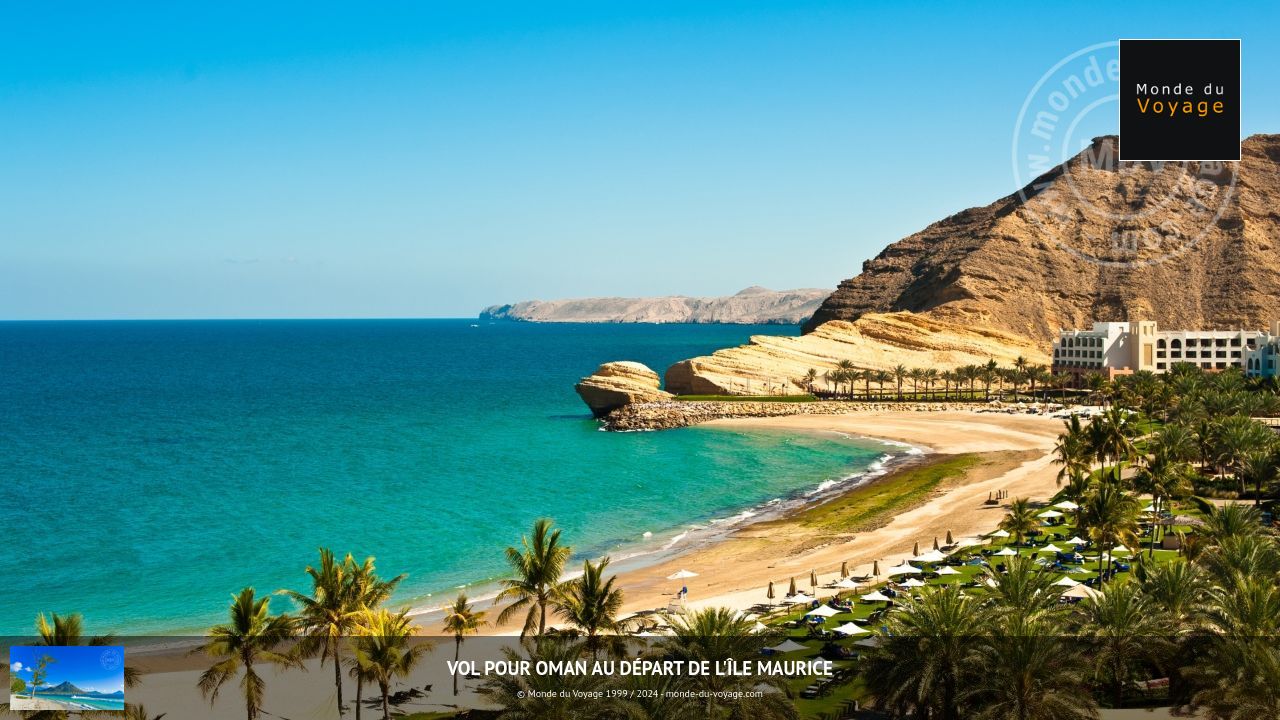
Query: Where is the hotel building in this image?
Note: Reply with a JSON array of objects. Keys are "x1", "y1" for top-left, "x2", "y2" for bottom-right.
[{"x1": 1051, "y1": 320, "x2": 1280, "y2": 380}]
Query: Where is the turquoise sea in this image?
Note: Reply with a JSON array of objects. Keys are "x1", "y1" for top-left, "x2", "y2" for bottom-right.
[{"x1": 0, "y1": 320, "x2": 889, "y2": 635}]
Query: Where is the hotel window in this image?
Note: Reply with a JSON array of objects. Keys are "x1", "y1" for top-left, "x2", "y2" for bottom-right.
[
  {"x1": 1231, "y1": 338, "x2": 1241, "y2": 346},
  {"x1": 1232, "y1": 351, "x2": 1240, "y2": 358},
  {"x1": 1186, "y1": 339, "x2": 1197, "y2": 347},
  {"x1": 1217, "y1": 362, "x2": 1227, "y2": 369},
  {"x1": 1157, "y1": 351, "x2": 1166, "y2": 358},
  {"x1": 1217, "y1": 351, "x2": 1227, "y2": 358},
  {"x1": 1216, "y1": 339, "x2": 1227, "y2": 347},
  {"x1": 1157, "y1": 362, "x2": 1166, "y2": 370}
]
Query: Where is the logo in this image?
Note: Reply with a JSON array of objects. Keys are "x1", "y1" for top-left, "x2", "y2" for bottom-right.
[{"x1": 1011, "y1": 42, "x2": 1236, "y2": 269}]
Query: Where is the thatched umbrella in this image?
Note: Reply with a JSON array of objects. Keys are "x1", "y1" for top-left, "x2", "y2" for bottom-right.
[
  {"x1": 913, "y1": 541, "x2": 920, "y2": 556},
  {"x1": 946, "y1": 529, "x2": 954, "y2": 545},
  {"x1": 933, "y1": 537, "x2": 940, "y2": 551},
  {"x1": 872, "y1": 559, "x2": 880, "y2": 576},
  {"x1": 810, "y1": 569, "x2": 818, "y2": 589},
  {"x1": 767, "y1": 581, "x2": 775, "y2": 602},
  {"x1": 840, "y1": 560, "x2": 848, "y2": 578},
  {"x1": 788, "y1": 577, "x2": 797, "y2": 596}
]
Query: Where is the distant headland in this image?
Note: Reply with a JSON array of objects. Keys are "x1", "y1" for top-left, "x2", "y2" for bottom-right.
[{"x1": 479, "y1": 286, "x2": 829, "y2": 325}]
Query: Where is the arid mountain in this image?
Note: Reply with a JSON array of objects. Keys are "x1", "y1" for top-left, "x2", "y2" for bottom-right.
[
  {"x1": 481, "y1": 286, "x2": 828, "y2": 325},
  {"x1": 804, "y1": 134, "x2": 1280, "y2": 342}
]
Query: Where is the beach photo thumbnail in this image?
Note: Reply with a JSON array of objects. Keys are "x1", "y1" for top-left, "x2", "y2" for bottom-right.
[{"x1": 9, "y1": 645, "x2": 125, "y2": 713}]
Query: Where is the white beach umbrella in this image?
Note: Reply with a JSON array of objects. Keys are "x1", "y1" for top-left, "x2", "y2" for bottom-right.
[
  {"x1": 752, "y1": 621, "x2": 769, "y2": 634},
  {"x1": 860, "y1": 591, "x2": 892, "y2": 602},
  {"x1": 1039, "y1": 544, "x2": 1064, "y2": 553},
  {"x1": 993, "y1": 547, "x2": 1018, "y2": 557},
  {"x1": 1053, "y1": 500, "x2": 1079, "y2": 510},
  {"x1": 912, "y1": 550, "x2": 947, "y2": 563},
  {"x1": 833, "y1": 622, "x2": 870, "y2": 636},
  {"x1": 769, "y1": 639, "x2": 809, "y2": 653},
  {"x1": 900, "y1": 578, "x2": 927, "y2": 588},
  {"x1": 1053, "y1": 576, "x2": 1081, "y2": 587},
  {"x1": 988, "y1": 529, "x2": 1011, "y2": 538},
  {"x1": 885, "y1": 562, "x2": 922, "y2": 576},
  {"x1": 786, "y1": 592, "x2": 815, "y2": 604},
  {"x1": 1059, "y1": 579, "x2": 1100, "y2": 597},
  {"x1": 1066, "y1": 536, "x2": 1088, "y2": 545},
  {"x1": 953, "y1": 536, "x2": 985, "y2": 548},
  {"x1": 1038, "y1": 510, "x2": 1064, "y2": 518},
  {"x1": 935, "y1": 566, "x2": 962, "y2": 575},
  {"x1": 667, "y1": 569, "x2": 699, "y2": 580},
  {"x1": 805, "y1": 605, "x2": 842, "y2": 619},
  {"x1": 834, "y1": 577, "x2": 863, "y2": 589},
  {"x1": 1111, "y1": 545, "x2": 1130, "y2": 554}
]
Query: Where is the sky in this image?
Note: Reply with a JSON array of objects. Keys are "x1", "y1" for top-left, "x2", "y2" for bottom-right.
[
  {"x1": 10, "y1": 646, "x2": 125, "y2": 694},
  {"x1": 2, "y1": 1, "x2": 1277, "y2": 320}
]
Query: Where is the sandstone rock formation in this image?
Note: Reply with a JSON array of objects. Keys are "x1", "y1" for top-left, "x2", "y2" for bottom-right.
[
  {"x1": 482, "y1": 286, "x2": 829, "y2": 325},
  {"x1": 804, "y1": 134, "x2": 1280, "y2": 342},
  {"x1": 575, "y1": 361, "x2": 674, "y2": 417},
  {"x1": 664, "y1": 312, "x2": 1048, "y2": 395}
]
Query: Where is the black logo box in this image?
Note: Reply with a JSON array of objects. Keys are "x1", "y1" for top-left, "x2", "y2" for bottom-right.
[{"x1": 1119, "y1": 39, "x2": 1240, "y2": 161}]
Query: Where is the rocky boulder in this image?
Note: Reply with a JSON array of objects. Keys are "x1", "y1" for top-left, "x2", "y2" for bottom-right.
[{"x1": 575, "y1": 361, "x2": 674, "y2": 417}]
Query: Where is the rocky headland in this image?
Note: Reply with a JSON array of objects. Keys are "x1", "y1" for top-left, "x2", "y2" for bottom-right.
[
  {"x1": 601, "y1": 400, "x2": 986, "y2": 431},
  {"x1": 482, "y1": 286, "x2": 828, "y2": 325}
]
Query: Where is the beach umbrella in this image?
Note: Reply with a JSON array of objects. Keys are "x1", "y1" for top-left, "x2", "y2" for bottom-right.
[
  {"x1": 1038, "y1": 510, "x2": 1064, "y2": 519},
  {"x1": 1066, "y1": 536, "x2": 1088, "y2": 545},
  {"x1": 886, "y1": 562, "x2": 923, "y2": 576},
  {"x1": 810, "y1": 570, "x2": 818, "y2": 589},
  {"x1": 913, "y1": 550, "x2": 947, "y2": 563},
  {"x1": 989, "y1": 529, "x2": 1010, "y2": 539},
  {"x1": 840, "y1": 561, "x2": 848, "y2": 578},
  {"x1": 900, "y1": 578, "x2": 927, "y2": 588},
  {"x1": 787, "y1": 592, "x2": 815, "y2": 604},
  {"x1": 667, "y1": 569, "x2": 699, "y2": 580},
  {"x1": 1062, "y1": 584, "x2": 1102, "y2": 600},
  {"x1": 833, "y1": 622, "x2": 870, "y2": 636},
  {"x1": 787, "y1": 577, "x2": 797, "y2": 596},
  {"x1": 834, "y1": 577, "x2": 862, "y2": 589},
  {"x1": 1112, "y1": 545, "x2": 1130, "y2": 554},
  {"x1": 805, "y1": 605, "x2": 841, "y2": 619},
  {"x1": 993, "y1": 547, "x2": 1018, "y2": 557},
  {"x1": 766, "y1": 581, "x2": 775, "y2": 602},
  {"x1": 1053, "y1": 576, "x2": 1080, "y2": 587},
  {"x1": 872, "y1": 560, "x2": 880, "y2": 576},
  {"x1": 933, "y1": 537, "x2": 940, "y2": 551},
  {"x1": 769, "y1": 640, "x2": 809, "y2": 653},
  {"x1": 946, "y1": 529, "x2": 954, "y2": 544},
  {"x1": 936, "y1": 566, "x2": 961, "y2": 576},
  {"x1": 860, "y1": 591, "x2": 892, "y2": 602},
  {"x1": 1053, "y1": 500, "x2": 1079, "y2": 510},
  {"x1": 913, "y1": 541, "x2": 921, "y2": 556},
  {"x1": 752, "y1": 621, "x2": 769, "y2": 634},
  {"x1": 1039, "y1": 544, "x2": 1064, "y2": 554}
]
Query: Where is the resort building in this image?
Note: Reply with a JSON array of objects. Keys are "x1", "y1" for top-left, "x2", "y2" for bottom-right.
[{"x1": 1051, "y1": 320, "x2": 1280, "y2": 380}]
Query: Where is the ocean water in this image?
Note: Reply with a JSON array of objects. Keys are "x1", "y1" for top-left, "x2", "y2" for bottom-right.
[{"x1": 0, "y1": 320, "x2": 887, "y2": 635}]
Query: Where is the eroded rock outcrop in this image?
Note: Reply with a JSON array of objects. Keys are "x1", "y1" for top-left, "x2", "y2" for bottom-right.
[
  {"x1": 575, "y1": 362, "x2": 674, "y2": 418},
  {"x1": 664, "y1": 312, "x2": 1048, "y2": 395},
  {"x1": 482, "y1": 286, "x2": 829, "y2": 325}
]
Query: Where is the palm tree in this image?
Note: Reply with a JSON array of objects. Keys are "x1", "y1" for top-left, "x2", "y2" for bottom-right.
[
  {"x1": 1088, "y1": 405, "x2": 1138, "y2": 481},
  {"x1": 1132, "y1": 455, "x2": 1193, "y2": 554},
  {"x1": 553, "y1": 557, "x2": 624, "y2": 657},
  {"x1": 1200, "y1": 503, "x2": 1265, "y2": 545},
  {"x1": 442, "y1": 593, "x2": 487, "y2": 696},
  {"x1": 1079, "y1": 482, "x2": 1141, "y2": 581},
  {"x1": 281, "y1": 549, "x2": 404, "y2": 717},
  {"x1": 1211, "y1": 415, "x2": 1275, "y2": 493},
  {"x1": 1075, "y1": 581, "x2": 1171, "y2": 708},
  {"x1": 802, "y1": 368, "x2": 817, "y2": 393},
  {"x1": 496, "y1": 518, "x2": 572, "y2": 636},
  {"x1": 962, "y1": 613, "x2": 1099, "y2": 720},
  {"x1": 873, "y1": 369, "x2": 893, "y2": 399},
  {"x1": 196, "y1": 588, "x2": 300, "y2": 720},
  {"x1": 124, "y1": 706, "x2": 166, "y2": 720},
  {"x1": 999, "y1": 497, "x2": 1039, "y2": 544},
  {"x1": 1054, "y1": 416, "x2": 1092, "y2": 486},
  {"x1": 352, "y1": 608, "x2": 430, "y2": 720},
  {"x1": 862, "y1": 585, "x2": 985, "y2": 720},
  {"x1": 981, "y1": 555, "x2": 1061, "y2": 618},
  {"x1": 659, "y1": 607, "x2": 795, "y2": 720},
  {"x1": 1240, "y1": 450, "x2": 1278, "y2": 506},
  {"x1": 892, "y1": 364, "x2": 908, "y2": 401}
]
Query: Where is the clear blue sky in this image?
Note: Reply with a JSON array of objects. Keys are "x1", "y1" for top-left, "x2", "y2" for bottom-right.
[
  {"x1": 10, "y1": 645, "x2": 125, "y2": 694},
  {"x1": 2, "y1": 1, "x2": 1276, "y2": 319}
]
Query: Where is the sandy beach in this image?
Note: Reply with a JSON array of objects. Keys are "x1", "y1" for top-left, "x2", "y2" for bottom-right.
[{"x1": 114, "y1": 409, "x2": 1067, "y2": 718}]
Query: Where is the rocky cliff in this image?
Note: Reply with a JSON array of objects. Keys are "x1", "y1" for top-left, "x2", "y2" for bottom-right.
[
  {"x1": 664, "y1": 312, "x2": 1048, "y2": 395},
  {"x1": 804, "y1": 134, "x2": 1280, "y2": 341},
  {"x1": 482, "y1": 286, "x2": 829, "y2": 325},
  {"x1": 575, "y1": 361, "x2": 674, "y2": 417}
]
